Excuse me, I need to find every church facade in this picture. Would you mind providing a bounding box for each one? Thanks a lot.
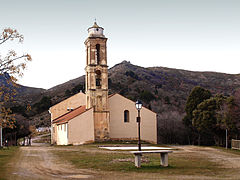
[49,22,157,145]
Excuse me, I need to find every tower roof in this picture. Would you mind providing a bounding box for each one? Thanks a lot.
[92,22,100,28]
[88,21,104,30]
[87,21,105,38]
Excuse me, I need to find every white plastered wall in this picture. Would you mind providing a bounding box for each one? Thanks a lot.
[109,94,157,144]
[56,123,68,145]
[68,108,94,145]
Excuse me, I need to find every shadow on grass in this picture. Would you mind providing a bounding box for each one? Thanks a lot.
[132,165,174,171]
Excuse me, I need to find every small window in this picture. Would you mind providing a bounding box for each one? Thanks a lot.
[124,110,129,123]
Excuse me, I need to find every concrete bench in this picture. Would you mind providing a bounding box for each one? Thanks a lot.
[130,150,173,168]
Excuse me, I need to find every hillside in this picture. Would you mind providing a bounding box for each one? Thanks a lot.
[43,60,240,104]
[5,61,240,143]
[0,72,45,104]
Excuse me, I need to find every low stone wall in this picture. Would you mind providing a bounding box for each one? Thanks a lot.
[232,139,240,150]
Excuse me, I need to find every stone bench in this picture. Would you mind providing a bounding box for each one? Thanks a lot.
[130,150,173,168]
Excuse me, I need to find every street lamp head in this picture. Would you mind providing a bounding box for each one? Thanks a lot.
[135,100,142,111]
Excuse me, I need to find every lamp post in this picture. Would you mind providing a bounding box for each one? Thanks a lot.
[135,100,142,151]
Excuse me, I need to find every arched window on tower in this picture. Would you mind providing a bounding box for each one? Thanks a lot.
[96,78,101,87]
[95,70,101,88]
[124,110,129,123]
[96,44,100,65]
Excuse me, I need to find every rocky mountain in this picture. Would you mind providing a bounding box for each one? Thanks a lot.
[3,61,240,143]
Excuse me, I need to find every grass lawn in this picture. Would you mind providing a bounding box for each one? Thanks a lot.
[213,146,240,155]
[0,147,19,180]
[53,144,229,179]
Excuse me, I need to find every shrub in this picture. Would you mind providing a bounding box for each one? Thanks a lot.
[140,90,155,103]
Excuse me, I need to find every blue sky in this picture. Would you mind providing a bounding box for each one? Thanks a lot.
[1,0,240,89]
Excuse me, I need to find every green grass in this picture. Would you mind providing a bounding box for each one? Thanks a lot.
[213,146,240,155]
[0,147,19,180]
[53,145,222,177]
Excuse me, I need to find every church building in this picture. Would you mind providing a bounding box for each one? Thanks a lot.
[49,22,157,145]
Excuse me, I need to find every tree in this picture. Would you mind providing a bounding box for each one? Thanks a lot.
[193,94,239,146]
[0,28,31,79]
[0,28,31,146]
[216,96,240,144]
[192,97,219,145]
[183,86,212,144]
[184,86,212,125]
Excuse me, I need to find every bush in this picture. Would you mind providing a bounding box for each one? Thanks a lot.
[164,96,171,104]
[65,89,71,97]
[140,90,155,103]
[71,84,84,94]
[125,71,139,80]
[33,96,52,113]
[11,105,28,117]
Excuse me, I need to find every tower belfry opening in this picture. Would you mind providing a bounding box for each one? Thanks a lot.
[96,44,100,65]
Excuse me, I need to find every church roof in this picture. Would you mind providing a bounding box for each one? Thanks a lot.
[108,93,116,98]
[52,105,87,125]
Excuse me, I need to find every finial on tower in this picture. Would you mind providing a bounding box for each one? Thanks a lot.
[92,18,100,28]
[87,20,105,38]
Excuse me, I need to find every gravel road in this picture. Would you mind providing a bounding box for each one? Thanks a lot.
[8,141,94,179]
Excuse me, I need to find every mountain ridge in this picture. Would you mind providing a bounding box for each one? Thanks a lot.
[45,60,240,94]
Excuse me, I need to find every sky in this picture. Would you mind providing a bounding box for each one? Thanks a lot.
[0,0,240,89]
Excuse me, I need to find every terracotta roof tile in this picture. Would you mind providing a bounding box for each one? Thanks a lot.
[52,105,87,125]
[108,93,116,98]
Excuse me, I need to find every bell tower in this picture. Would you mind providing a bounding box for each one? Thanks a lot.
[85,22,109,140]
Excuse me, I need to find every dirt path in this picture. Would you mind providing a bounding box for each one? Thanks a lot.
[8,143,94,180]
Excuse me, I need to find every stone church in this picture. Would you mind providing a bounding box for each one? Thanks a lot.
[49,22,157,145]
